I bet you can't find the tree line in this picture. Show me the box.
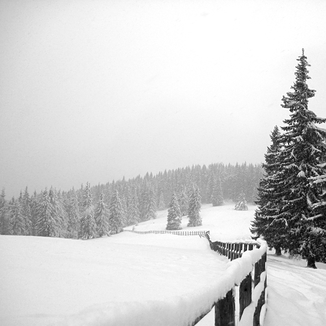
[0,162,262,238]
[252,50,326,268]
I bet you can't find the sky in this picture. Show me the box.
[1,0,326,198]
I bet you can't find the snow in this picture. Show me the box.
[264,253,326,326]
[1,203,326,325]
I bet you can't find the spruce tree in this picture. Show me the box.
[0,189,11,235]
[252,126,285,255]
[166,192,182,230]
[10,196,26,235]
[270,50,326,267]
[211,175,224,206]
[178,188,189,216]
[94,192,110,237]
[127,189,140,226]
[66,190,80,238]
[79,182,96,239]
[187,186,202,227]
[36,189,60,237]
[109,190,123,234]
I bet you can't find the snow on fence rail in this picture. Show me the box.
[124,229,210,236]
[191,233,268,326]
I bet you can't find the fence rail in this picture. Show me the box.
[191,232,268,326]
[124,229,210,237]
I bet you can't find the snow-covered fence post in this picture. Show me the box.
[215,289,235,326]
[253,252,267,326]
[239,273,252,318]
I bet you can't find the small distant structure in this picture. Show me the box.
[235,192,248,211]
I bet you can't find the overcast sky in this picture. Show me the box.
[1,0,326,198]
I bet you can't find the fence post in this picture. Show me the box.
[239,273,252,319]
[215,289,235,326]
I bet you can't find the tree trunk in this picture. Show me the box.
[307,256,317,269]
[275,246,282,256]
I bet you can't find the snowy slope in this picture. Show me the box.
[264,253,326,326]
[0,234,229,326]
[1,203,325,326]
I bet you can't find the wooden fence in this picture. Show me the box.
[191,232,268,326]
[124,229,210,237]
[123,229,268,325]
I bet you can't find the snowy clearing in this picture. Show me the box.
[1,203,325,325]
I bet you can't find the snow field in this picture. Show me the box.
[0,204,262,326]
[2,203,325,325]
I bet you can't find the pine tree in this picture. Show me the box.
[166,192,182,230]
[66,189,80,238]
[211,175,224,206]
[36,189,60,237]
[252,126,285,255]
[235,192,248,211]
[126,189,140,226]
[21,187,32,235]
[178,188,189,216]
[139,187,156,221]
[109,190,123,234]
[268,50,326,267]
[187,186,202,227]
[10,194,28,235]
[0,189,11,235]
[94,192,110,237]
[79,183,96,239]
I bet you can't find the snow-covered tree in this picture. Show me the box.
[66,189,80,238]
[126,189,140,226]
[0,189,11,235]
[20,187,32,235]
[252,126,285,255]
[94,192,110,237]
[109,190,123,234]
[139,187,156,221]
[36,189,60,237]
[79,183,96,239]
[166,192,182,230]
[267,50,326,267]
[178,188,189,216]
[187,186,202,227]
[211,175,224,206]
[9,196,26,235]
[235,192,248,211]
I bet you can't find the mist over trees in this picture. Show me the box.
[0,162,262,238]
[252,50,326,268]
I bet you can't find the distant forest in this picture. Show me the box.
[0,162,262,238]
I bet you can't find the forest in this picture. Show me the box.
[0,162,262,239]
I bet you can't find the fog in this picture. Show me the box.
[1,0,326,198]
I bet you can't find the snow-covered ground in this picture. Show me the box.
[1,203,325,325]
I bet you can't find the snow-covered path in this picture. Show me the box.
[264,253,326,326]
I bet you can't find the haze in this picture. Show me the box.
[1,0,326,198]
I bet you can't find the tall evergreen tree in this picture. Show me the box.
[252,126,285,255]
[21,187,32,235]
[66,189,80,238]
[264,50,326,267]
[109,190,123,234]
[211,175,224,206]
[178,187,189,216]
[187,185,202,227]
[126,189,140,226]
[94,192,110,237]
[79,182,96,239]
[0,189,11,235]
[36,189,60,237]
[166,192,182,230]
